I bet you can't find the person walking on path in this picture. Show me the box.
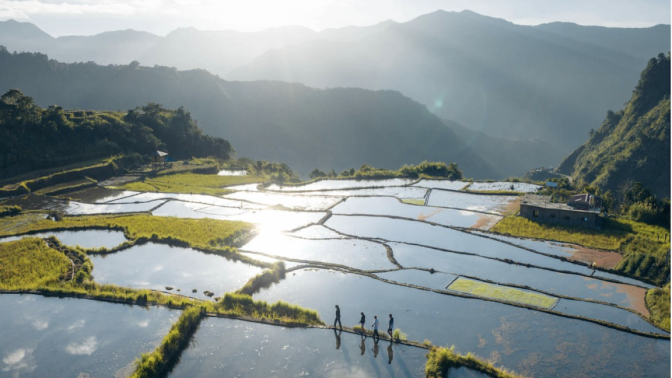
[359,312,366,335]
[334,305,342,330]
[372,315,380,340]
[387,314,394,339]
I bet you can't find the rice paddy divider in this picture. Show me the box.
[321,222,635,287]
[277,263,669,339]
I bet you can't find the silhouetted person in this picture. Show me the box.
[387,343,393,364]
[387,313,394,339]
[372,315,380,340]
[359,312,366,335]
[372,338,379,358]
[334,305,342,330]
[334,329,342,350]
[360,337,366,355]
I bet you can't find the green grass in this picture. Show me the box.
[0,205,21,217]
[0,238,71,290]
[448,278,558,309]
[131,306,204,378]
[0,214,253,251]
[401,199,425,205]
[425,346,524,378]
[236,262,286,295]
[118,172,265,195]
[219,292,323,325]
[491,216,670,284]
[646,283,670,331]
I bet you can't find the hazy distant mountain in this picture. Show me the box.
[0,19,54,53]
[558,54,670,198]
[54,30,161,65]
[231,10,670,153]
[0,49,506,178]
[0,18,396,72]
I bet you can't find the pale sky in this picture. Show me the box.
[0,0,669,37]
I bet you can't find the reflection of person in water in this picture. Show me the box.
[387,343,393,365]
[334,329,342,350]
[360,337,366,355]
[372,338,380,358]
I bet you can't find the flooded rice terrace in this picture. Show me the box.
[0,294,176,378]
[1,178,669,377]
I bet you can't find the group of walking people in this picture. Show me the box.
[334,305,394,341]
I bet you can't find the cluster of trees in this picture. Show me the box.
[0,89,233,177]
[539,177,669,227]
[309,161,463,181]
[600,182,670,226]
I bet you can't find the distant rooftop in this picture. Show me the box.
[521,194,600,213]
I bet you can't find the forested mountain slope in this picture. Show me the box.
[231,10,670,153]
[558,54,670,199]
[0,89,232,177]
[0,48,503,178]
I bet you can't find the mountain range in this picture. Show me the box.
[0,10,668,176]
[0,48,513,178]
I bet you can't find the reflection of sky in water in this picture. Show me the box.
[327,215,592,275]
[292,186,429,200]
[427,190,516,215]
[412,179,468,191]
[242,232,396,270]
[109,192,265,209]
[331,197,501,228]
[90,243,263,299]
[165,316,431,378]
[0,294,175,378]
[153,201,325,232]
[223,191,340,210]
[253,269,670,378]
[468,182,541,193]
[0,229,127,249]
[217,170,247,176]
[266,178,415,192]
[66,200,167,214]
[290,225,348,239]
[388,242,647,313]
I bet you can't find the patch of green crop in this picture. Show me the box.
[448,278,558,309]
[0,238,71,290]
[426,346,524,378]
[401,199,425,206]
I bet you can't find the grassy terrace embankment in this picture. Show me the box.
[0,213,253,250]
[491,216,670,285]
[0,235,324,326]
[426,346,524,378]
[119,172,265,195]
[646,283,671,331]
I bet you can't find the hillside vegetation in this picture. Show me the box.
[559,54,670,199]
[0,89,233,179]
[492,216,670,285]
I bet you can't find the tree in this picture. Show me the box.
[309,169,327,179]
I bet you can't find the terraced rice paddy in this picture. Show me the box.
[2,178,669,378]
[0,229,127,249]
[0,294,176,378]
[89,243,264,300]
[467,182,542,193]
